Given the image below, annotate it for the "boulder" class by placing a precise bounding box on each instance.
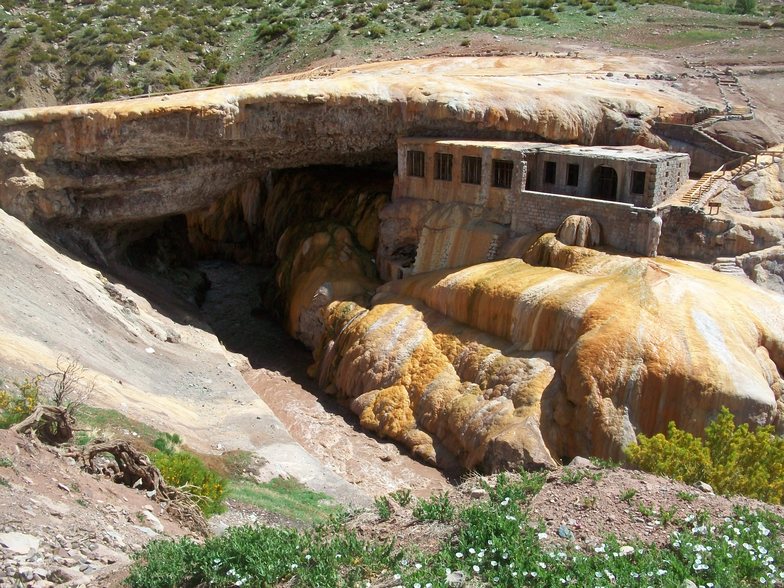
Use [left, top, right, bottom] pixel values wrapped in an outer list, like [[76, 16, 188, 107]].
[[704, 119, 782, 154], [556, 215, 601, 248], [0, 532, 40, 555]]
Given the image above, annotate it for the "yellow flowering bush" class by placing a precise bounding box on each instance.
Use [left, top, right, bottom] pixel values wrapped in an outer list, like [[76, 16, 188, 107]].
[[0, 377, 41, 428], [626, 407, 784, 505], [150, 439, 226, 516]]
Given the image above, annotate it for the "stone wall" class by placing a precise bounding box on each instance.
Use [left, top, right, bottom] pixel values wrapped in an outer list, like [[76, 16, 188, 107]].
[[653, 122, 746, 175], [657, 205, 774, 260], [653, 156, 690, 204], [396, 140, 527, 226], [525, 148, 689, 207], [512, 190, 658, 255]]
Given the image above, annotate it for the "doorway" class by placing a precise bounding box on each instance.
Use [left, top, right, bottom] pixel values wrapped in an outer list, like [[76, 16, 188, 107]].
[[593, 166, 618, 201]]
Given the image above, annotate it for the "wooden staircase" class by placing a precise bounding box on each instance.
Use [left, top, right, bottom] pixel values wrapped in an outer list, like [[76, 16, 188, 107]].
[[679, 170, 723, 207], [678, 147, 783, 208]]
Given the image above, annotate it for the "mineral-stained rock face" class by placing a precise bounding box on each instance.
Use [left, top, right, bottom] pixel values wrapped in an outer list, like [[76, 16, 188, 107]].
[[314, 234, 784, 470], [555, 215, 601, 248]]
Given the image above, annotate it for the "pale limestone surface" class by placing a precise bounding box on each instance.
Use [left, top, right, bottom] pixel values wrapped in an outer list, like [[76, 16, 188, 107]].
[[0, 209, 367, 506]]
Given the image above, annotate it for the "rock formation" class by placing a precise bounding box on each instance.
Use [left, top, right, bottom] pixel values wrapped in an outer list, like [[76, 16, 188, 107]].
[[1, 55, 783, 476], [658, 150, 784, 261], [0, 208, 366, 504], [556, 215, 601, 248], [314, 234, 784, 469], [0, 56, 710, 237]]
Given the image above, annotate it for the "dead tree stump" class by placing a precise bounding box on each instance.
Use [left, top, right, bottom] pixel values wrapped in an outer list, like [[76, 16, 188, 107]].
[[69, 440, 208, 536], [11, 405, 74, 445]]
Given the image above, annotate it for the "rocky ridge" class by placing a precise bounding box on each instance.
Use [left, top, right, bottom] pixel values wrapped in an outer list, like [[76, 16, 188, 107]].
[[0, 55, 710, 235]]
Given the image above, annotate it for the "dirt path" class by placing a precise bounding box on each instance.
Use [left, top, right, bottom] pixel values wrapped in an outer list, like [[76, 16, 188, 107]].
[[199, 260, 452, 498]]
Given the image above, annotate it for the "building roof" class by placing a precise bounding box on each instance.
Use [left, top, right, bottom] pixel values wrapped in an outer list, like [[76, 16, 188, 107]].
[[398, 137, 688, 163]]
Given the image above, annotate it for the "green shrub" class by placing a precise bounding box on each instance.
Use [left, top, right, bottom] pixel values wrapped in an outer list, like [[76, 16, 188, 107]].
[[430, 14, 448, 28], [389, 488, 412, 506], [128, 522, 395, 588], [367, 23, 387, 38], [136, 49, 153, 64], [352, 14, 370, 28], [153, 432, 182, 455], [374, 496, 391, 520], [413, 490, 454, 522], [129, 487, 784, 588], [370, 2, 388, 17], [734, 0, 756, 13], [483, 471, 546, 504], [209, 63, 230, 85], [626, 407, 784, 504], [151, 449, 226, 516]]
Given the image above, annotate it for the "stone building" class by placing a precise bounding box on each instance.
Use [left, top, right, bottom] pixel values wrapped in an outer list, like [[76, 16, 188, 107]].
[[378, 139, 690, 279], [397, 138, 690, 209]]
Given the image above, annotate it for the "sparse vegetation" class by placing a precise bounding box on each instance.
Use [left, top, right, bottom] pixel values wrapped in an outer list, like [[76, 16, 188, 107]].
[[0, 377, 40, 428], [128, 476, 784, 588], [561, 468, 603, 485], [1, 0, 780, 108], [150, 434, 227, 516], [389, 488, 413, 506], [374, 495, 392, 520], [412, 490, 455, 522], [229, 477, 340, 523], [626, 407, 784, 505], [678, 490, 697, 503], [484, 470, 547, 504]]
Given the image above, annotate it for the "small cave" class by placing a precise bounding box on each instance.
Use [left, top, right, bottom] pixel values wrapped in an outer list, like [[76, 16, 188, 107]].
[[84, 163, 395, 371]]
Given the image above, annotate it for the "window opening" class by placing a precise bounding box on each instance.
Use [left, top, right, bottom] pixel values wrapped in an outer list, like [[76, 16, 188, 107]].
[[544, 161, 557, 184], [492, 159, 514, 189], [567, 164, 580, 187], [462, 156, 482, 185], [631, 171, 646, 194], [407, 150, 425, 178], [434, 152, 453, 181]]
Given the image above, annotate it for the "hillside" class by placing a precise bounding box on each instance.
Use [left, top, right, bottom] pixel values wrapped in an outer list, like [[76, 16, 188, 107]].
[[1, 0, 783, 109]]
